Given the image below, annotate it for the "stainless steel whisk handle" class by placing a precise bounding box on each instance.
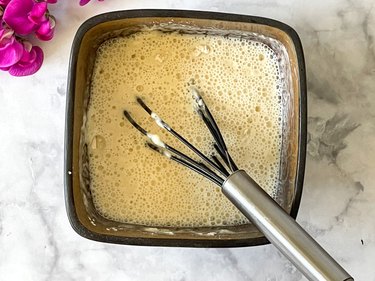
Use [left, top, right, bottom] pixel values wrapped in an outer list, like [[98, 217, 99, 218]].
[[222, 170, 353, 281]]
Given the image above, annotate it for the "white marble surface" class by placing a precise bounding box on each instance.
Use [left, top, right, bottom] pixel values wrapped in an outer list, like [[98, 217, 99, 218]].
[[0, 0, 374, 280]]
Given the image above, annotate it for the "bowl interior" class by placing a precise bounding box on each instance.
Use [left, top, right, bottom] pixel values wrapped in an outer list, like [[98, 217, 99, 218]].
[[65, 10, 306, 247]]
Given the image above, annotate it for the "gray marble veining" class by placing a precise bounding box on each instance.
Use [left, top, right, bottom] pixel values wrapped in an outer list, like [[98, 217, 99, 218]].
[[1, 0, 374, 280]]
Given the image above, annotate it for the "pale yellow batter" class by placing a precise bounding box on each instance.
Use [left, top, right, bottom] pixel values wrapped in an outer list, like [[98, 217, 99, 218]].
[[85, 30, 283, 227]]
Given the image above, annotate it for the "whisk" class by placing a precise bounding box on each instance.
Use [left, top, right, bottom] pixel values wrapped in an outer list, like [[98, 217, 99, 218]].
[[123, 88, 353, 281]]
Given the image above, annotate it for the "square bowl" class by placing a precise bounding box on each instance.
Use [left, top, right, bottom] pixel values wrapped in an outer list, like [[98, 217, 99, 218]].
[[65, 9, 306, 247]]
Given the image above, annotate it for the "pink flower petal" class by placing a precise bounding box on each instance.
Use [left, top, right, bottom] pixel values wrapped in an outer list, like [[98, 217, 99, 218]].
[[35, 17, 55, 41], [45, 0, 57, 3], [0, 66, 11, 71], [0, 35, 23, 68], [80, 0, 103, 6], [8, 45, 43, 76], [28, 2, 47, 25], [0, 0, 11, 6], [3, 0, 37, 35], [79, 0, 91, 6]]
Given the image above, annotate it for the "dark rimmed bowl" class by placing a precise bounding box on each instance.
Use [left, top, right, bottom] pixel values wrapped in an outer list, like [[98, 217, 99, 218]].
[[65, 9, 306, 247]]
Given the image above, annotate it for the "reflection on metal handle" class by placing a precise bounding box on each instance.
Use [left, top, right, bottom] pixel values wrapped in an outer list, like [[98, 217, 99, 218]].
[[222, 170, 354, 281]]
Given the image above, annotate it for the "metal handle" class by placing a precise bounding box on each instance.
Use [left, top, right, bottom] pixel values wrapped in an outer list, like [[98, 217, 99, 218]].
[[222, 170, 353, 281]]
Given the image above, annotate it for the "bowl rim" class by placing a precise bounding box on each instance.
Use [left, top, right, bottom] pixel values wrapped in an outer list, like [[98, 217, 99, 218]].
[[65, 9, 307, 247]]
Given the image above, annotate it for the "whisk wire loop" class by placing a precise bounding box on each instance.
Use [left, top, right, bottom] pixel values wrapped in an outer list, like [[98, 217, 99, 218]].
[[124, 90, 237, 185], [135, 97, 228, 177]]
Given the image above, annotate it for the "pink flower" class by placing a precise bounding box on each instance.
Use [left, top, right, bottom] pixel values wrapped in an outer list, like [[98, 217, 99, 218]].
[[8, 41, 44, 76], [3, 0, 47, 35], [3, 0, 56, 41], [0, 27, 23, 68], [80, 0, 103, 6], [0, 0, 54, 76], [0, 27, 44, 76]]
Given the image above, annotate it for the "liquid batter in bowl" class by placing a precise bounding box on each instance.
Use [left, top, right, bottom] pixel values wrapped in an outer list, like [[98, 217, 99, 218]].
[[85, 29, 284, 227]]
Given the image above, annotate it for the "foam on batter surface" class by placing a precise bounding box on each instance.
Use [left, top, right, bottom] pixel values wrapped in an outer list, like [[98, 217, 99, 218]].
[[85, 30, 284, 227]]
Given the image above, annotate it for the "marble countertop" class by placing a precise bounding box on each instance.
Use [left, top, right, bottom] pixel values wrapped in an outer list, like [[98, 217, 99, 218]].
[[1, 0, 374, 280]]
